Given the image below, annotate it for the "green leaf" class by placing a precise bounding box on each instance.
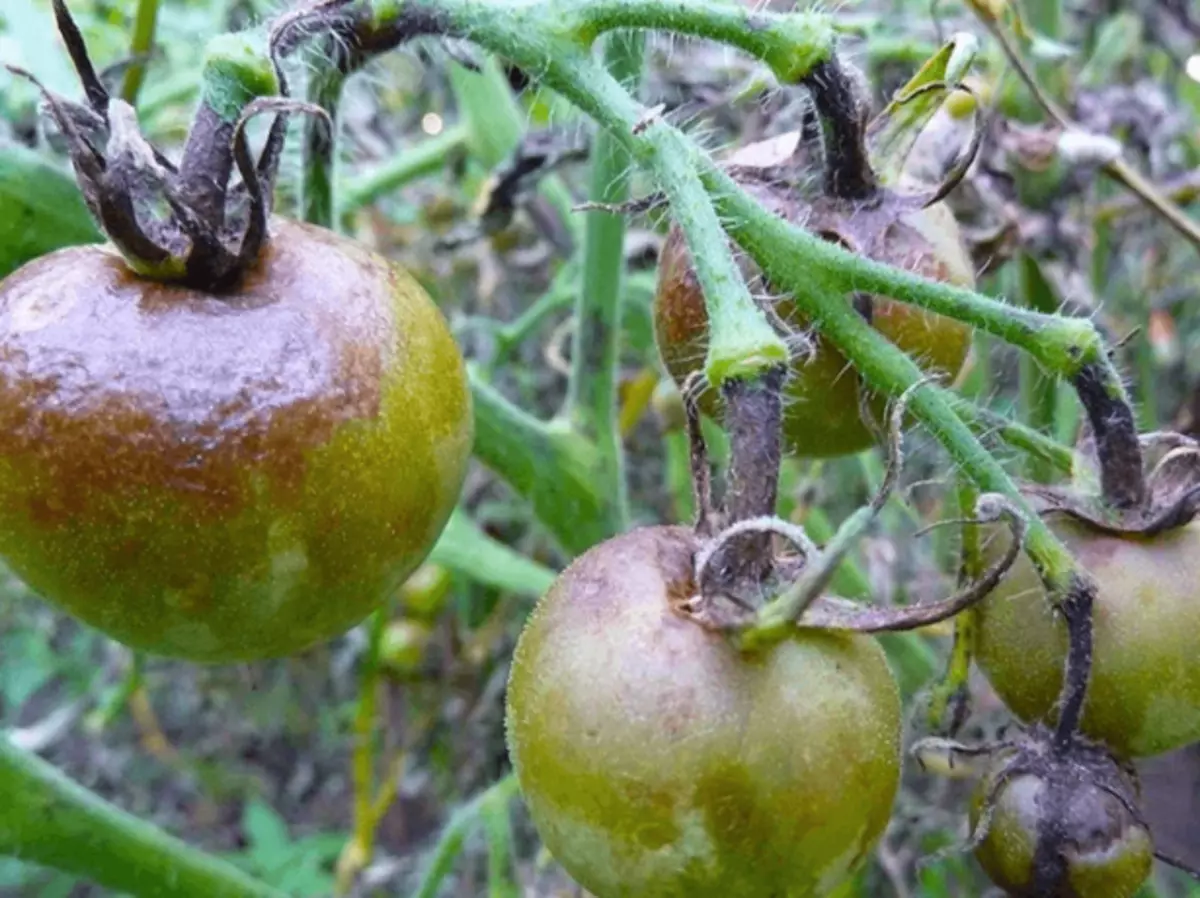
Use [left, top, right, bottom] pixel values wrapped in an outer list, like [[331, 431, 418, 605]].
[[866, 33, 979, 184], [0, 143, 103, 279], [241, 800, 291, 861], [1078, 11, 1142, 88]]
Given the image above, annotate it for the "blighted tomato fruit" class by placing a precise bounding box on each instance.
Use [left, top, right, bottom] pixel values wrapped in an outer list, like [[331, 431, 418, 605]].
[[654, 63, 976, 458], [0, 221, 472, 661], [976, 514, 1200, 758], [970, 733, 1153, 898], [505, 526, 901, 897], [0, 10, 472, 661]]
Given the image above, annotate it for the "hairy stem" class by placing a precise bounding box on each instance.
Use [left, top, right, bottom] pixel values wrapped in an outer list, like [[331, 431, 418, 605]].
[[949, 396, 1075, 475], [0, 738, 283, 898], [804, 56, 876, 199], [729, 241, 1077, 592], [566, 31, 645, 530], [713, 367, 787, 586], [1072, 362, 1146, 511], [1053, 576, 1096, 752], [303, 50, 350, 228]]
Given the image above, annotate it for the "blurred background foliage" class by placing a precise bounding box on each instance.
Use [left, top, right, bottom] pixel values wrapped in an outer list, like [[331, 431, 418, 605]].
[[1, 0, 1200, 895]]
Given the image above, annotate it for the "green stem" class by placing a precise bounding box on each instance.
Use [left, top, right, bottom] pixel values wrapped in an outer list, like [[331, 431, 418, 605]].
[[303, 52, 349, 228], [1016, 253, 1061, 483], [949, 396, 1075, 476], [565, 31, 645, 530], [121, 0, 161, 105], [558, 0, 835, 83], [492, 261, 578, 364], [469, 370, 614, 555], [706, 170, 1103, 379], [340, 123, 469, 217], [0, 738, 283, 898], [700, 176, 1080, 588]]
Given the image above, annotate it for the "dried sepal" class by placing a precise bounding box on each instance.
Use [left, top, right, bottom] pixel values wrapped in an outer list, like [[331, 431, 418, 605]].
[[22, 0, 302, 291]]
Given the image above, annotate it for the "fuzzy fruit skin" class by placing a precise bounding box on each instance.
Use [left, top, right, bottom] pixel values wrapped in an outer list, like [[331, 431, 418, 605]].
[[969, 767, 1153, 898], [654, 189, 974, 458], [0, 219, 472, 662], [976, 518, 1200, 758], [505, 525, 902, 898]]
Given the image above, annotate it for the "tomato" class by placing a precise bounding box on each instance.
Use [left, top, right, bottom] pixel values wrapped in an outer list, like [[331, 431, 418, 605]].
[[654, 135, 975, 459], [975, 517, 1200, 758], [398, 562, 454, 622], [380, 619, 434, 677], [0, 219, 472, 662], [969, 750, 1152, 898], [505, 526, 901, 897]]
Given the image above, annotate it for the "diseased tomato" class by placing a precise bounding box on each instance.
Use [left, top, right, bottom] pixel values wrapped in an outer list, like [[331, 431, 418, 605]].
[[505, 525, 901, 897], [975, 517, 1200, 758], [654, 133, 975, 459], [0, 219, 472, 661], [969, 741, 1153, 898]]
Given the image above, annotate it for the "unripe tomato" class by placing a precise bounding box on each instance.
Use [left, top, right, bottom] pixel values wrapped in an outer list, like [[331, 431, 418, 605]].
[[505, 526, 901, 897], [380, 619, 434, 677], [969, 757, 1152, 898], [399, 563, 454, 622], [975, 517, 1200, 757], [0, 219, 472, 662], [654, 135, 976, 459]]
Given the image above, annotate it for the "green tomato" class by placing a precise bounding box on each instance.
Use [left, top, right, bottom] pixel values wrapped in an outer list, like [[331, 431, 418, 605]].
[[505, 526, 902, 898], [0, 219, 472, 662], [653, 136, 975, 460], [976, 517, 1200, 757]]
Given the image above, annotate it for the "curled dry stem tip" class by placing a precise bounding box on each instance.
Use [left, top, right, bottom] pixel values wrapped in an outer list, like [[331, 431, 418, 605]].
[[797, 493, 1025, 634], [920, 81, 986, 209], [231, 97, 330, 267]]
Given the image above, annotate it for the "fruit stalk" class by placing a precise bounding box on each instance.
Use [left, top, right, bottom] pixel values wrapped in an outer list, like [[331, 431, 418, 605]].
[[361, 0, 837, 85], [0, 738, 283, 898], [1052, 575, 1097, 752], [1072, 362, 1146, 511], [711, 366, 788, 585], [803, 56, 876, 200]]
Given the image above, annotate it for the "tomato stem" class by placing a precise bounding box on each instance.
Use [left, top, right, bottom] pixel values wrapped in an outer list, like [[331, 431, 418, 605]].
[[706, 367, 788, 589], [1052, 576, 1097, 753], [1072, 363, 1147, 512], [566, 31, 646, 533], [120, 0, 161, 105], [0, 737, 284, 898], [804, 56, 877, 200], [927, 478, 981, 736]]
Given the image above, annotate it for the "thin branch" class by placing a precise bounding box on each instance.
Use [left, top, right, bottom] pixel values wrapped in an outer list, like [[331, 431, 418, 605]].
[[982, 18, 1200, 253]]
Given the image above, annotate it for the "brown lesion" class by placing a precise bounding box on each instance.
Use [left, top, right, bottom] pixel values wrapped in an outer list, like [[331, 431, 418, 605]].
[[0, 220, 403, 524]]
